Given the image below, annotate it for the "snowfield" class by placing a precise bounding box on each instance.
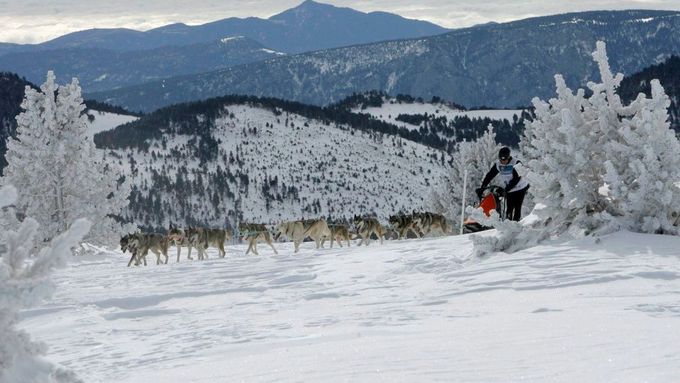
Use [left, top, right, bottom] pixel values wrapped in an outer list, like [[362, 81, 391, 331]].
[[87, 110, 139, 136], [354, 101, 523, 131], [20, 231, 680, 382]]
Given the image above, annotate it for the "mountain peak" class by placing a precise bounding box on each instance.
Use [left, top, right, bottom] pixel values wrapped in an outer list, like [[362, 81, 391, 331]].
[[269, 0, 359, 22], [291, 0, 331, 10]]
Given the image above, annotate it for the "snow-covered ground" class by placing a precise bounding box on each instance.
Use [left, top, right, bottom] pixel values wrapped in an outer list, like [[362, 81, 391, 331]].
[[354, 101, 523, 131], [87, 110, 138, 136], [20, 231, 680, 382]]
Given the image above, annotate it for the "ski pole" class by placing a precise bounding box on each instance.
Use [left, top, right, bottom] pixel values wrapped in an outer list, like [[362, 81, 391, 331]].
[[460, 168, 468, 235]]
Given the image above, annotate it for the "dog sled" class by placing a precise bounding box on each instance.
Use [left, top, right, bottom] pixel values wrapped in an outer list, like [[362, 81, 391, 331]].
[[462, 185, 506, 234]]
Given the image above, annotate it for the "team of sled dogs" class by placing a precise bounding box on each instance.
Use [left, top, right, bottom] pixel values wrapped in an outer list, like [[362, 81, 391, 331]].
[[120, 212, 449, 267]]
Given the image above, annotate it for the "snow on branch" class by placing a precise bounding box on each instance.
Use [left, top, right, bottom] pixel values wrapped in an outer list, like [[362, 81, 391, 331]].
[[0, 184, 91, 383]]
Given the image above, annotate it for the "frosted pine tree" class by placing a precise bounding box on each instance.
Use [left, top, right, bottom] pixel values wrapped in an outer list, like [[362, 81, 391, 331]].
[[0, 185, 91, 383], [523, 42, 627, 235], [603, 78, 680, 233], [430, 125, 499, 226], [522, 40, 680, 238], [2, 71, 133, 245]]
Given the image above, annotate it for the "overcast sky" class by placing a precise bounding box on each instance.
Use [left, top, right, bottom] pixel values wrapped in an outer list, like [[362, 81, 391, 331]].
[[1, 0, 679, 44]]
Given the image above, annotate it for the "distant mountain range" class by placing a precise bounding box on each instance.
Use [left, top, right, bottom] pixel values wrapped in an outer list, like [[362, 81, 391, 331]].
[[0, 1, 447, 55], [88, 10, 680, 112], [0, 37, 282, 93], [0, 1, 447, 93]]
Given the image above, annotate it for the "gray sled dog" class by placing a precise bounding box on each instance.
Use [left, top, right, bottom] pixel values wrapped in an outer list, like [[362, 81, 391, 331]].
[[327, 223, 351, 248], [352, 216, 384, 246], [120, 233, 140, 266], [382, 227, 399, 241], [412, 212, 449, 236], [121, 233, 169, 267], [388, 214, 422, 239], [171, 227, 233, 260], [239, 223, 278, 255], [203, 228, 232, 258], [274, 221, 306, 253]]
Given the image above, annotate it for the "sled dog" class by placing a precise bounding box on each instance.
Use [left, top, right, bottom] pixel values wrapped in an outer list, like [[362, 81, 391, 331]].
[[303, 219, 332, 249], [120, 233, 136, 254], [239, 223, 278, 255], [204, 228, 232, 258], [121, 233, 169, 267], [412, 212, 449, 236], [382, 227, 399, 241], [352, 216, 384, 246], [179, 227, 233, 260], [327, 223, 351, 248], [167, 226, 195, 262], [120, 233, 141, 266], [388, 214, 422, 239], [274, 221, 306, 253]]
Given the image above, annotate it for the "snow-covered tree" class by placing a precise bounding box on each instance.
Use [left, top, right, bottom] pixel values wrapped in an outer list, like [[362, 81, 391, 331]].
[[523, 42, 620, 235], [1, 71, 134, 245], [430, 125, 499, 228], [521, 41, 680, 238], [0, 185, 91, 383], [603, 78, 680, 234]]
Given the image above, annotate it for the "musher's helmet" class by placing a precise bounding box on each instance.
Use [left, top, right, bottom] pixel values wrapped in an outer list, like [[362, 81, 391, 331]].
[[498, 147, 511, 161]]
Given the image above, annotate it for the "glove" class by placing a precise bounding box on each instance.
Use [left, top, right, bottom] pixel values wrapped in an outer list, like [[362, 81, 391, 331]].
[[475, 187, 484, 199], [497, 187, 507, 197]]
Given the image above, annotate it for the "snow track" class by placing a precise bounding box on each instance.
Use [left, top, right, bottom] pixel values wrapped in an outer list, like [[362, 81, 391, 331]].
[[20, 231, 680, 382]]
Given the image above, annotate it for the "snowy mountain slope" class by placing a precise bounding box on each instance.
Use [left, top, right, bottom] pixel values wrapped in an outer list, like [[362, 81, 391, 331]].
[[20, 231, 680, 382], [89, 10, 680, 112], [87, 110, 138, 136], [97, 101, 451, 228], [338, 92, 528, 148], [353, 97, 523, 131]]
